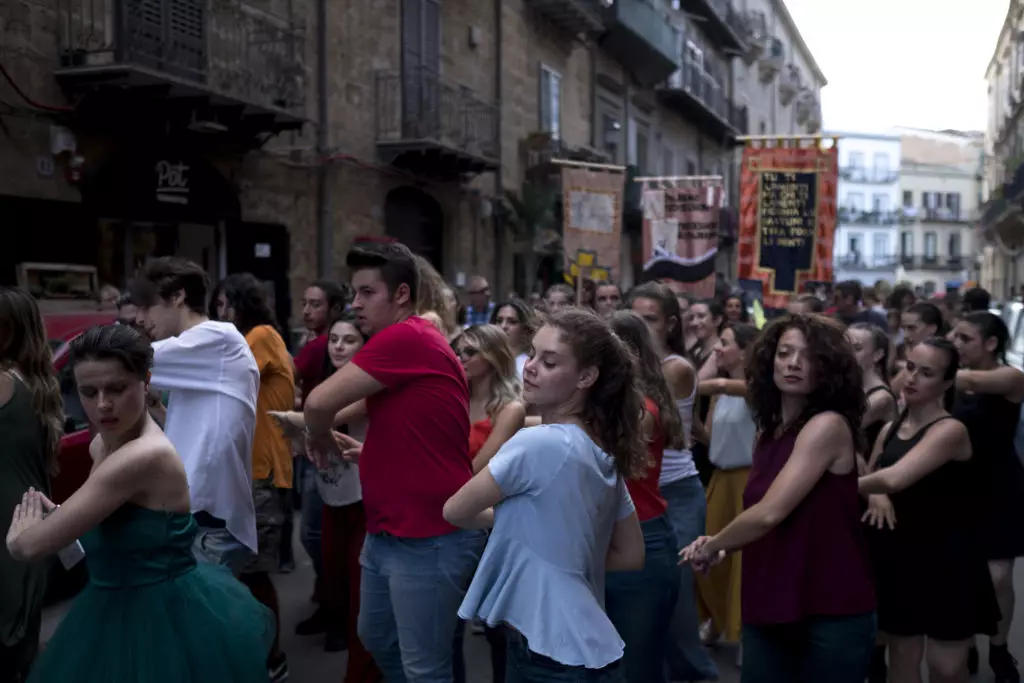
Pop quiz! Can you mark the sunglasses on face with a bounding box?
[454,346,479,359]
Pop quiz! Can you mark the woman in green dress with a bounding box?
[0,287,63,682]
[6,324,274,682]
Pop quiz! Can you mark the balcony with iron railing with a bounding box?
[374,67,499,179]
[834,253,900,271]
[658,55,747,143]
[592,0,679,88]
[838,208,899,225]
[839,167,900,184]
[55,0,305,135]
[525,0,604,37]
[900,254,965,271]
[673,0,747,52]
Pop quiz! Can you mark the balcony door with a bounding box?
[401,0,441,138]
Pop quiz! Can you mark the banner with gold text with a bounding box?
[640,178,723,298]
[561,165,626,286]
[737,144,838,309]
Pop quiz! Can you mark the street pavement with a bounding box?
[42,518,1024,683]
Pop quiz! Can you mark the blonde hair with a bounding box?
[456,324,521,419]
[414,255,457,336]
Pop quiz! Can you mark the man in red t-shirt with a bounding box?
[304,241,486,682]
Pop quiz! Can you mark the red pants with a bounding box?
[322,501,382,683]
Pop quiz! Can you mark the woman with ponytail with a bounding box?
[859,337,999,683]
[847,323,898,467]
[950,311,1024,680]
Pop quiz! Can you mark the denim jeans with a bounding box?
[296,457,323,576]
[192,526,254,575]
[740,612,876,683]
[505,630,625,683]
[661,475,719,682]
[358,529,486,682]
[606,515,681,683]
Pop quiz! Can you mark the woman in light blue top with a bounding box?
[444,309,647,682]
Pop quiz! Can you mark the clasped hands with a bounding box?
[678,535,727,573]
[304,429,362,470]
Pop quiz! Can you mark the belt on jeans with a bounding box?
[194,511,227,528]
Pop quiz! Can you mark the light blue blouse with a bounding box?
[458,424,635,669]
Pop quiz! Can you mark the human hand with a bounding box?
[861,494,897,530]
[7,488,50,560]
[679,535,726,573]
[304,429,334,469]
[333,432,363,463]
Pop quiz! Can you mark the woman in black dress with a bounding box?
[951,312,1024,682]
[860,337,999,683]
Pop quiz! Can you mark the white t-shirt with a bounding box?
[315,421,365,507]
[150,321,260,552]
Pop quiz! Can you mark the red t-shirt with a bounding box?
[352,316,472,537]
[294,334,328,403]
[628,397,669,522]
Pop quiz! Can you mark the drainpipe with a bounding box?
[493,0,504,292]
[315,0,331,278]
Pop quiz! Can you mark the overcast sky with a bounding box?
[784,0,1007,132]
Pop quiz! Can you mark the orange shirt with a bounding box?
[246,325,295,488]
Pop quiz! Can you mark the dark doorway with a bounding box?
[225,222,292,337]
[384,186,445,273]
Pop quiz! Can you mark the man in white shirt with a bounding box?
[130,257,260,573]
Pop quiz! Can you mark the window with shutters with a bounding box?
[401,0,441,135]
[540,65,562,138]
[924,231,937,259]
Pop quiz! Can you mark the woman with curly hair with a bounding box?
[443,309,645,681]
[0,287,63,680]
[414,255,459,339]
[681,313,876,683]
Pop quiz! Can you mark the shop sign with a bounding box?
[155,161,190,205]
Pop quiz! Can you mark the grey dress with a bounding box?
[0,374,51,680]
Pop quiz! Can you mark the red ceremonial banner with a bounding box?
[737,144,838,310]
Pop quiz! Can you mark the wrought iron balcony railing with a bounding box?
[834,253,900,270]
[374,67,499,163]
[838,208,899,225]
[900,255,966,271]
[56,0,306,115]
[665,56,747,134]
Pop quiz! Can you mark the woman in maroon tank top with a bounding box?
[681,313,876,683]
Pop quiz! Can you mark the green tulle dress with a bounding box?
[28,503,274,683]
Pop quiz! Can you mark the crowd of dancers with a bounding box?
[1,241,1024,683]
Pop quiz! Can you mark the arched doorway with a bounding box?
[384,186,444,273]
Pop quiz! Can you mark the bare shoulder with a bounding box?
[662,356,694,389]
[799,411,853,445]
[929,417,969,445]
[497,400,526,424]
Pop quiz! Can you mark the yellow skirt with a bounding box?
[696,466,750,643]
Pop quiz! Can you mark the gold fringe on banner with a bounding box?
[734,134,840,151]
[550,158,626,172]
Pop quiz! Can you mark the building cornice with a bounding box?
[986,0,1018,79]
[771,0,826,87]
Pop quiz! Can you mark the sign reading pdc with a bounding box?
[155,161,191,205]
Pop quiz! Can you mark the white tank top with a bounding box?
[709,395,756,470]
[659,354,699,485]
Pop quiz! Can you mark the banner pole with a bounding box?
[550,158,626,172]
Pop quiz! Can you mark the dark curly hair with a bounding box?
[745,313,864,451]
[210,273,278,336]
[546,309,648,479]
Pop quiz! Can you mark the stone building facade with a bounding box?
[0,0,824,326]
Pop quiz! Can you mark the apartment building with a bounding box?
[980,0,1024,299]
[830,132,902,285]
[894,128,983,296]
[734,0,826,138]
[0,0,824,318]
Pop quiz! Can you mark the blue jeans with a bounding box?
[606,515,681,683]
[192,526,254,575]
[661,475,719,682]
[296,457,323,576]
[358,529,486,682]
[740,613,876,683]
[505,630,625,683]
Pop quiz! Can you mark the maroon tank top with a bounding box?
[741,425,876,625]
